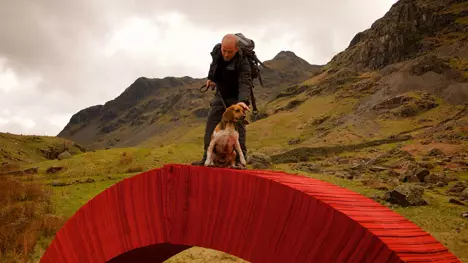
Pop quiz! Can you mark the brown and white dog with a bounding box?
[205,104,247,168]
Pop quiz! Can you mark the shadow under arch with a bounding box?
[40,164,460,263]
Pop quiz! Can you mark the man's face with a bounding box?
[221,41,238,61]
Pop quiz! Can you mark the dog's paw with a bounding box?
[204,161,212,167]
[240,158,247,167]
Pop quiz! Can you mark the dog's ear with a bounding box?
[222,107,234,122]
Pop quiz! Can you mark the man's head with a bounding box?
[221,34,239,61]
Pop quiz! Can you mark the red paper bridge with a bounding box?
[40,164,460,262]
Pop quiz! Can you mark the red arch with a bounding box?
[40,164,460,263]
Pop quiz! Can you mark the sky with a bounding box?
[0,0,397,136]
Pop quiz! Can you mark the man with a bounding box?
[192,33,253,166]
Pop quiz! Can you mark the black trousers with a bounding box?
[202,94,247,162]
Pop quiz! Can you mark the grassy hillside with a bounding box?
[0,132,85,174]
[3,0,468,262]
[11,127,467,262]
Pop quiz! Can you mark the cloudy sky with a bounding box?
[0,0,397,136]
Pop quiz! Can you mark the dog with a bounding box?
[204,104,247,169]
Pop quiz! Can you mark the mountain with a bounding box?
[57,51,322,149]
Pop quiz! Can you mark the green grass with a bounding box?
[442,2,468,14]
[456,16,468,25]
[247,95,358,153]
[0,132,83,167]
[50,175,131,217]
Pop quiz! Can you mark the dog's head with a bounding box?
[222,104,246,123]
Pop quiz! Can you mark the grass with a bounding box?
[247,95,358,153]
[442,2,468,14]
[164,247,248,263]
[449,57,468,80]
[0,176,65,263]
[50,174,131,217]
[456,16,468,25]
[0,132,84,169]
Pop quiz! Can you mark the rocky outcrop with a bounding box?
[329,0,468,71]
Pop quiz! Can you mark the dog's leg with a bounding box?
[205,139,216,167]
[234,139,247,167]
[228,150,237,169]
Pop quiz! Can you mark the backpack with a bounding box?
[234,33,268,115]
[235,33,267,88]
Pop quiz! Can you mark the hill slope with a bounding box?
[4,0,468,262]
[0,132,85,173]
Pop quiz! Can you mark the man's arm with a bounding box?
[237,57,252,106]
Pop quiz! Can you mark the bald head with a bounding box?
[222,34,239,47]
[221,33,239,61]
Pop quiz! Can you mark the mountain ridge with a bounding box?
[57,50,322,149]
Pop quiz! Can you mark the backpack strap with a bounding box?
[250,85,258,114]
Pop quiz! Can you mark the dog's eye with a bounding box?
[235,109,240,112]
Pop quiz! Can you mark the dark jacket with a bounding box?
[207,43,252,105]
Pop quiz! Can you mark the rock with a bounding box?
[24,167,38,174]
[410,54,451,76]
[372,95,413,111]
[415,168,430,182]
[50,181,70,187]
[58,151,72,160]
[312,115,330,125]
[427,148,445,157]
[446,182,467,196]
[424,173,446,185]
[449,198,466,206]
[444,174,459,183]
[345,170,361,180]
[337,158,350,165]
[417,162,435,170]
[46,166,64,174]
[293,163,322,173]
[288,138,301,145]
[436,181,447,187]
[387,169,400,178]
[369,166,388,172]
[83,178,96,183]
[462,212,468,218]
[274,100,305,113]
[328,0,464,71]
[421,140,431,145]
[385,184,427,207]
[460,188,468,201]
[350,163,366,171]
[247,154,272,169]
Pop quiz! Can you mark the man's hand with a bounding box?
[236,102,250,112]
[206,79,216,90]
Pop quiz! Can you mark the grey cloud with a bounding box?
[0,0,397,135]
